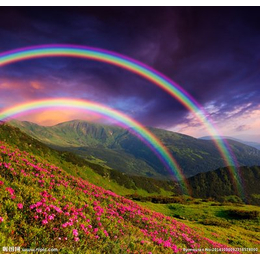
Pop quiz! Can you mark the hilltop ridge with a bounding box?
[9,119,260,179]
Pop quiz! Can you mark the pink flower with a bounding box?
[74,237,79,242]
[48,215,54,220]
[0,181,4,186]
[34,215,39,220]
[0,217,4,223]
[72,229,78,236]
[6,187,15,195]
[17,203,23,209]
[42,219,48,225]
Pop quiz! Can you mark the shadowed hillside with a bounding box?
[187,166,260,205]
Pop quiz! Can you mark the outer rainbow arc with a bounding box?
[0,44,244,198]
[0,98,189,194]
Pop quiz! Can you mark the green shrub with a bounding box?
[226,209,259,219]
[200,218,230,228]
[223,195,243,204]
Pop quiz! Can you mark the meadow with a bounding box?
[1,141,259,254]
[137,199,260,251]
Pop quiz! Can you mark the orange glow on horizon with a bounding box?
[14,108,105,126]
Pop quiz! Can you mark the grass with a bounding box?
[136,199,260,251]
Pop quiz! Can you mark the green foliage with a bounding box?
[127,195,184,204]
[226,209,259,220]
[188,166,260,205]
[223,195,243,204]
[137,199,260,250]
[200,218,230,228]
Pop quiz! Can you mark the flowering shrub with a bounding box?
[0,141,240,254]
[17,203,23,209]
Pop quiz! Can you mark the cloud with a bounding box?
[0,7,259,138]
[13,109,104,126]
[170,105,260,139]
[235,124,250,132]
[30,81,43,90]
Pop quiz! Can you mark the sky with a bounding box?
[0,7,259,141]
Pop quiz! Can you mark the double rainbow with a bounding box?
[0,44,243,197]
[0,98,188,193]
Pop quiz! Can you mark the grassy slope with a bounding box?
[0,141,247,254]
[0,123,259,253]
[137,200,260,251]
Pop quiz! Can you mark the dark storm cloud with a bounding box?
[0,7,259,128]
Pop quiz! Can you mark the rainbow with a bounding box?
[0,44,243,197]
[0,98,188,193]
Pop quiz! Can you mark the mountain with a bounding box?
[236,134,260,143]
[200,136,260,151]
[9,120,260,179]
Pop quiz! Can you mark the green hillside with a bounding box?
[0,122,260,253]
[0,122,178,197]
[9,120,260,179]
[0,128,260,253]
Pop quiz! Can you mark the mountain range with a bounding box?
[200,136,260,151]
[8,119,260,180]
